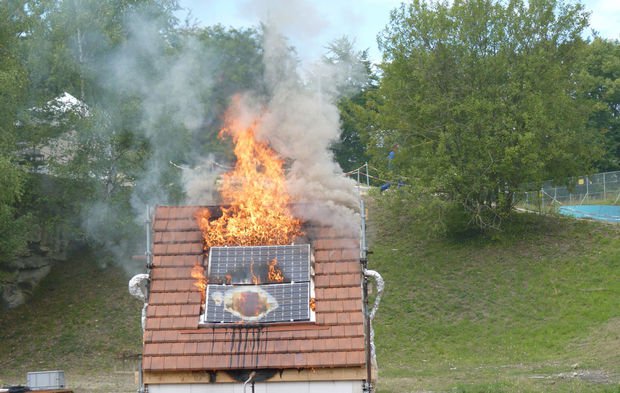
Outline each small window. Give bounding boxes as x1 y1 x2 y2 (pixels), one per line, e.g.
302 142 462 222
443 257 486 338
201 244 313 324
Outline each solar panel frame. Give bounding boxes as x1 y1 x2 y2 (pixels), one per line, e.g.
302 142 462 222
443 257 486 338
203 244 312 324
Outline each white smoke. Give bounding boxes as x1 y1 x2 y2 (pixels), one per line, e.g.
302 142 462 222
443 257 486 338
108 15 217 214
83 2 366 265
238 0 330 60
240 0 328 37
116 4 366 233
77 11 223 270
109 17 213 138
259 26 362 233
180 156 226 206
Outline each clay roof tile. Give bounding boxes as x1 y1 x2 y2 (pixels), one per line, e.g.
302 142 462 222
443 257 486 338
144 205 367 373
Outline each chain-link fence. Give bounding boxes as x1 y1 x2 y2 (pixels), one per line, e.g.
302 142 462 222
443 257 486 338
516 170 620 213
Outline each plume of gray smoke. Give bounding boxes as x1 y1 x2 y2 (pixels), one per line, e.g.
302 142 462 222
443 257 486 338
80 200 143 275
239 0 329 61
180 155 226 206
177 22 366 235
79 12 223 270
258 26 362 234
108 15 216 216
79 3 367 270
241 0 328 37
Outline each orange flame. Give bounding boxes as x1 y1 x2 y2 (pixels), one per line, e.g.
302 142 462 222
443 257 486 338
191 264 207 305
268 258 284 283
250 260 259 285
196 97 303 250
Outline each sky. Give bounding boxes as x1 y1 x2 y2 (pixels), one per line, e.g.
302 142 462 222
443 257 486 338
176 0 620 64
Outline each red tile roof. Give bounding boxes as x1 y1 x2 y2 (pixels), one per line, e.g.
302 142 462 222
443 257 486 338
143 205 366 372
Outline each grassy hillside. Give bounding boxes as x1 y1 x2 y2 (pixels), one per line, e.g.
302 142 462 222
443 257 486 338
368 197 620 392
0 248 142 391
1 200 619 393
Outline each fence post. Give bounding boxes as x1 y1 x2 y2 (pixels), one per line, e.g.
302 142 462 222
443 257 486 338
603 172 606 201
526 192 529 208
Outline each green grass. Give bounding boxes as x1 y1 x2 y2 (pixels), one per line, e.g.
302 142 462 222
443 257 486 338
0 248 142 386
1 199 619 392
368 197 620 392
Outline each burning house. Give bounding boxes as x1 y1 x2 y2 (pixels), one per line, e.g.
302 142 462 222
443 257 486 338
130 100 382 393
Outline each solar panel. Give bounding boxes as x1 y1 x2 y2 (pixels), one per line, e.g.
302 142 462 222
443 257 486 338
203 244 312 324
204 282 310 323
208 244 310 284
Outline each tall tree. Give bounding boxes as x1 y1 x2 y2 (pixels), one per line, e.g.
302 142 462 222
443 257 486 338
581 37 620 172
13 0 182 259
189 24 266 159
323 36 375 172
378 0 599 229
0 2 31 268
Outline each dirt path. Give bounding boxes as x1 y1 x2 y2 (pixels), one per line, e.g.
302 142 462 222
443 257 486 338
65 373 137 393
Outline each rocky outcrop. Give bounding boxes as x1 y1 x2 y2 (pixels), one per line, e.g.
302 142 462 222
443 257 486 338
1 225 70 309
1 253 52 309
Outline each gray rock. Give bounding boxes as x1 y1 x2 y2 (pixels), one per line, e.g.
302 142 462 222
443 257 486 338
1 262 51 309
1 230 68 309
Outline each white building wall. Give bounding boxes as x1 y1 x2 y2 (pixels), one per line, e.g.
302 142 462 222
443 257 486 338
148 380 363 393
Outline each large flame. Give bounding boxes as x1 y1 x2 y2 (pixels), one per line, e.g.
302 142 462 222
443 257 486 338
196 99 303 250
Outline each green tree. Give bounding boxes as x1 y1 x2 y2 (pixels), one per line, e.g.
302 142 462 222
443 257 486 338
189 24 266 159
377 0 599 230
322 36 375 173
0 2 31 267
12 0 181 260
581 37 620 172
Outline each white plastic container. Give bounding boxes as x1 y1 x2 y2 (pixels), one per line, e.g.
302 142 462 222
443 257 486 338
27 370 65 390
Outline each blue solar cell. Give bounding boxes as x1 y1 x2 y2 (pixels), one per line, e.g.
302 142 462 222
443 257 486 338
203 244 311 324
207 244 310 284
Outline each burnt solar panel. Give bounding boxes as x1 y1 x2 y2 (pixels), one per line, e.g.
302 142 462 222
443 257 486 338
204 244 312 324
204 282 310 323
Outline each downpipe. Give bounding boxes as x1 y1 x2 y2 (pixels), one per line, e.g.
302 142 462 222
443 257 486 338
363 268 384 366
243 371 256 393
359 199 384 393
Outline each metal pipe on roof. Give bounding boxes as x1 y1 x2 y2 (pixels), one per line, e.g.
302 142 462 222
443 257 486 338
132 205 154 393
145 205 153 269
360 199 368 259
